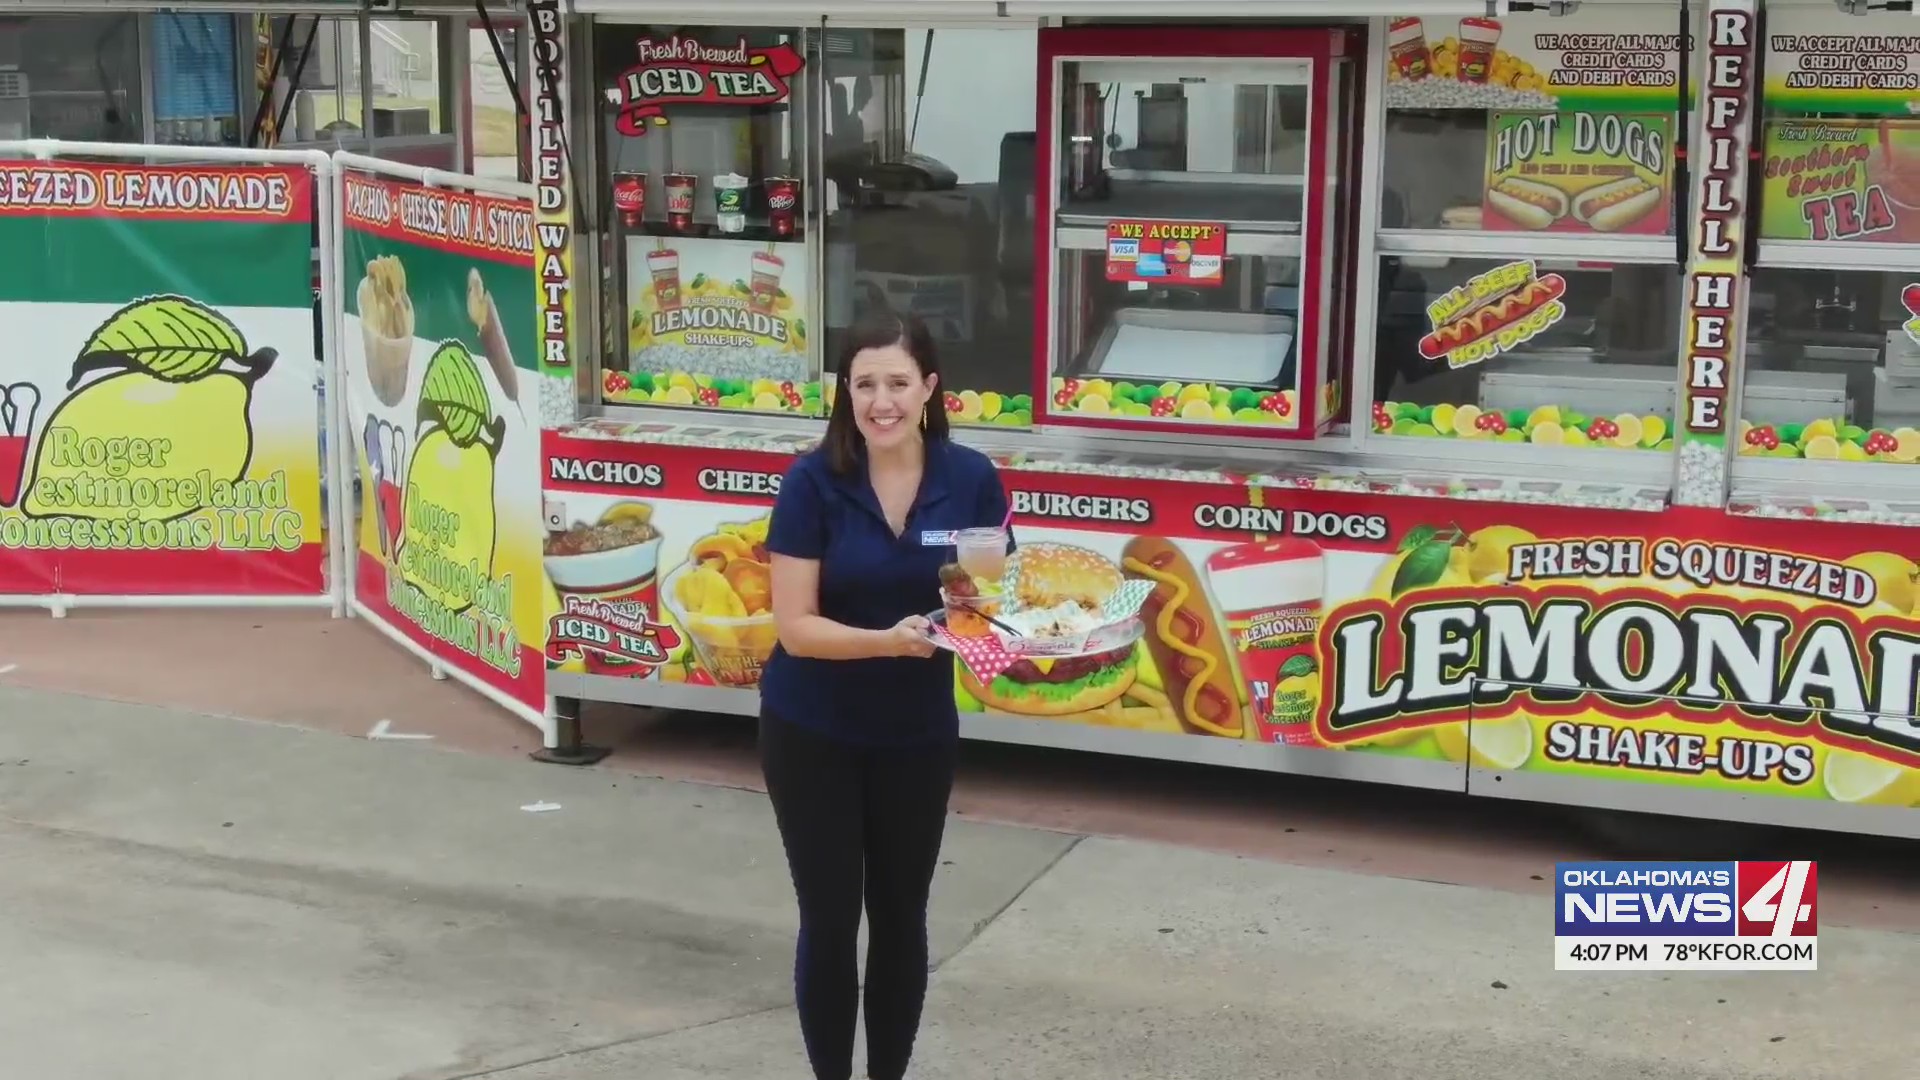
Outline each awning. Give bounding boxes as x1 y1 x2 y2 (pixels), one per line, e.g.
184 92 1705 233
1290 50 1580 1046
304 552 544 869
0 1 362 10
573 1 1005 17
1004 0 1685 14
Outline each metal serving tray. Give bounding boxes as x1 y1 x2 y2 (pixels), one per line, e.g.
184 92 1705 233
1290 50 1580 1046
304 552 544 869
1086 307 1296 387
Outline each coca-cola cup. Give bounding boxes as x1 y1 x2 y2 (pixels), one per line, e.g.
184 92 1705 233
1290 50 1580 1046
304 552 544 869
664 173 697 232
612 173 646 228
765 176 800 238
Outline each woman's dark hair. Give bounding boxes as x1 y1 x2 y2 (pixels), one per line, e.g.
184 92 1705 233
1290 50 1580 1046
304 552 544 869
821 310 948 474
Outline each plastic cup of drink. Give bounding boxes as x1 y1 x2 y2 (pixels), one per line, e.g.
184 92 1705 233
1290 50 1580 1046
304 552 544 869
664 174 696 231
713 172 749 234
955 527 1009 582
612 172 646 227
765 176 800 237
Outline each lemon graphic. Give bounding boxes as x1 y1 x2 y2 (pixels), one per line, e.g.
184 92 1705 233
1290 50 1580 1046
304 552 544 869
1526 404 1560 429
957 389 984 421
1529 420 1566 446
1803 434 1841 460
399 341 503 613
1822 748 1920 806
1891 428 1920 463
1431 403 1457 434
1800 417 1837 445
1564 428 1590 447
1451 403 1483 438
979 391 1003 421
1843 551 1917 613
1448 547 1470 579
1431 715 1533 769
1367 544 1471 597
1466 524 1537 583
1640 415 1667 447
24 296 275 522
1610 413 1643 448
1077 392 1112 415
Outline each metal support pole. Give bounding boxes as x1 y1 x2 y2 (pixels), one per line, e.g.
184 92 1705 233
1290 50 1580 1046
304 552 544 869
531 696 610 766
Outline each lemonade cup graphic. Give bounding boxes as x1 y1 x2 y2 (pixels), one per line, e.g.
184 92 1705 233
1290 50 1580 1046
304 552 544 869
748 251 785 315
648 248 684 311
359 255 416 407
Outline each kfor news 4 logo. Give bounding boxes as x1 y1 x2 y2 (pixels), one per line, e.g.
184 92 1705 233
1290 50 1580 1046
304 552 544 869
1554 860 1818 971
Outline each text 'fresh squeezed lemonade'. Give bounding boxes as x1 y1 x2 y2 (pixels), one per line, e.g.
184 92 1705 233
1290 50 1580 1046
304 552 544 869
1204 538 1326 745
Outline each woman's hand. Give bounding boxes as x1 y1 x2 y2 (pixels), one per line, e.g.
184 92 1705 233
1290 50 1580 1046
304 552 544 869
884 614 937 658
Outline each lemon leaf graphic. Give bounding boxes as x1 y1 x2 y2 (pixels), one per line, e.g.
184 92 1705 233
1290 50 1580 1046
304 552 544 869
73 296 248 387
417 340 493 449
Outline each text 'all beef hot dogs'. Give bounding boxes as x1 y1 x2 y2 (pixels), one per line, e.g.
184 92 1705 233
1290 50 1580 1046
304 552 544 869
1416 272 1568 361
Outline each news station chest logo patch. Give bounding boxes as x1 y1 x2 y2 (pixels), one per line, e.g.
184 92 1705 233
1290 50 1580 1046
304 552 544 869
1554 861 1818 971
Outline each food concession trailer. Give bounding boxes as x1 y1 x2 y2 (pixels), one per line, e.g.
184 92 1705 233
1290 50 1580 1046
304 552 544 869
520 0 1920 839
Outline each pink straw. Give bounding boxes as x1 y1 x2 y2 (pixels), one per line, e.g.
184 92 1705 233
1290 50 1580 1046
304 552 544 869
1000 505 1014 531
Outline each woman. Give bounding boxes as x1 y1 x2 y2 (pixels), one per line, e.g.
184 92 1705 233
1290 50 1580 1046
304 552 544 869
760 311 1010 1080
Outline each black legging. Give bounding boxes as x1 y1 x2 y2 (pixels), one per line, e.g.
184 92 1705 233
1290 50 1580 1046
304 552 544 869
759 710 958 1080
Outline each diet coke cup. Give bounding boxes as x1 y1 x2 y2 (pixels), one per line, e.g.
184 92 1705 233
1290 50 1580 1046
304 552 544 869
664 173 697 232
765 176 800 238
611 173 646 228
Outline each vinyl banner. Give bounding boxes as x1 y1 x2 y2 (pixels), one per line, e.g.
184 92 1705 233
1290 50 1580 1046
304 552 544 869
1762 11 1920 116
340 171 545 715
0 161 325 596
544 429 1920 811
607 236 817 415
1383 10 1686 112
1760 119 1920 244
1483 112 1673 235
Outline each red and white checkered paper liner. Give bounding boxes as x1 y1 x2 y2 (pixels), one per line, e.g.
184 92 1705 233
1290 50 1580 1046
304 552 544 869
929 613 1146 683
931 622 1019 683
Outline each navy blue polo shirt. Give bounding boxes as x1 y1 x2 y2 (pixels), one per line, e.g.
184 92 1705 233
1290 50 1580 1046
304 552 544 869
759 437 1011 746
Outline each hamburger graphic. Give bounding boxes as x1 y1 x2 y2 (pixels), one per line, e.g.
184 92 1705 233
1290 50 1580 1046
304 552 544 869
955 542 1138 715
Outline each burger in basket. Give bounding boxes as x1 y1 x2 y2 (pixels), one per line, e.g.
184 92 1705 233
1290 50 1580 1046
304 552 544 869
955 543 1139 716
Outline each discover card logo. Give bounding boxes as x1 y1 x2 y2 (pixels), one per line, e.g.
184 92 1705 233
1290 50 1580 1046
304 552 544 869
1554 861 1818 971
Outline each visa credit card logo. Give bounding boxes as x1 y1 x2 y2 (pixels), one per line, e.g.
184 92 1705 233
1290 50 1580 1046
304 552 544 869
1555 861 1818 937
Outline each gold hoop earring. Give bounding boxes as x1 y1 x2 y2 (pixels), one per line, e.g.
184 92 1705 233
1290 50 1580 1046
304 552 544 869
920 407 928 431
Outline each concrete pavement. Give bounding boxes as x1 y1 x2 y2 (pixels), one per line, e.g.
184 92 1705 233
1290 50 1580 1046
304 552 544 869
1 684 1914 1080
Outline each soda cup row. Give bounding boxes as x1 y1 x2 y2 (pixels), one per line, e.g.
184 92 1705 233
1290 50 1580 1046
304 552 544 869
611 172 800 237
